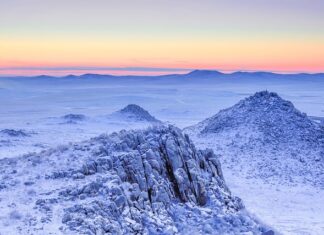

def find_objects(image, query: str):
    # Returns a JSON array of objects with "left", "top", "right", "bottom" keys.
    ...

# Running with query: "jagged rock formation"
[
  {"left": 185, "top": 91, "right": 324, "bottom": 186},
  {"left": 0, "top": 126, "right": 271, "bottom": 234},
  {"left": 116, "top": 104, "right": 161, "bottom": 123}
]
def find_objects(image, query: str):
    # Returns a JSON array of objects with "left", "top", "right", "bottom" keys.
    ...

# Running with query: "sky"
[{"left": 0, "top": 0, "right": 324, "bottom": 76}]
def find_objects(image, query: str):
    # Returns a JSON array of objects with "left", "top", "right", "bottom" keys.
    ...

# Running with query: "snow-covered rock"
[
  {"left": 185, "top": 91, "right": 324, "bottom": 186},
  {"left": 112, "top": 104, "right": 161, "bottom": 123},
  {"left": 0, "top": 129, "right": 31, "bottom": 137},
  {"left": 0, "top": 125, "right": 271, "bottom": 234},
  {"left": 61, "top": 114, "right": 87, "bottom": 124}
]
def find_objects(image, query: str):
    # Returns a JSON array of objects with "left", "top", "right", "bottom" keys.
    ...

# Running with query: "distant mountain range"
[{"left": 2, "top": 70, "right": 324, "bottom": 80}]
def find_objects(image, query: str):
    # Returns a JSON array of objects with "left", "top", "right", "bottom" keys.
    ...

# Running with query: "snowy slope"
[
  {"left": 0, "top": 126, "right": 272, "bottom": 234},
  {"left": 185, "top": 91, "right": 324, "bottom": 187}
]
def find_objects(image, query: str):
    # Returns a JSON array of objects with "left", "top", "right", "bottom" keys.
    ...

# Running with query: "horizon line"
[{"left": 0, "top": 66, "right": 324, "bottom": 77}]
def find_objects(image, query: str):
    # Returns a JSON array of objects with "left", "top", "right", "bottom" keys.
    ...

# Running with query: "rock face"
[
  {"left": 0, "top": 126, "right": 269, "bottom": 234},
  {"left": 185, "top": 91, "right": 324, "bottom": 186},
  {"left": 117, "top": 104, "right": 161, "bottom": 122}
]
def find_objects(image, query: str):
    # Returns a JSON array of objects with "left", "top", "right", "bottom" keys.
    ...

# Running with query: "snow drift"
[{"left": 0, "top": 125, "right": 271, "bottom": 234}]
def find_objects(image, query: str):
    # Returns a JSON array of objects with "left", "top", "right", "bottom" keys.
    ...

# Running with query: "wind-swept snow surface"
[{"left": 0, "top": 126, "right": 271, "bottom": 234}]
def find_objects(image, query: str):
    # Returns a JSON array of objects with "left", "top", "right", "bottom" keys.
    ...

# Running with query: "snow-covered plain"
[{"left": 0, "top": 71, "right": 324, "bottom": 234}]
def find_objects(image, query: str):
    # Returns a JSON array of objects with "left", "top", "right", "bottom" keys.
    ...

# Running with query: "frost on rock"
[
  {"left": 116, "top": 104, "right": 161, "bottom": 123},
  {"left": 185, "top": 91, "right": 324, "bottom": 186},
  {"left": 0, "top": 125, "right": 270, "bottom": 234}
]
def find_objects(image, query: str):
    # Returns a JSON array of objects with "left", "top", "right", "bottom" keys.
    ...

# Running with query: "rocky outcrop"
[
  {"left": 0, "top": 126, "right": 270, "bottom": 234},
  {"left": 117, "top": 104, "right": 161, "bottom": 122}
]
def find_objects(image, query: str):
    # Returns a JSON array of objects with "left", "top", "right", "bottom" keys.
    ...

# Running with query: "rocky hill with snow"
[
  {"left": 61, "top": 114, "right": 87, "bottom": 124},
  {"left": 185, "top": 91, "right": 324, "bottom": 186},
  {"left": 111, "top": 104, "right": 161, "bottom": 123},
  {"left": 0, "top": 125, "right": 272, "bottom": 234}
]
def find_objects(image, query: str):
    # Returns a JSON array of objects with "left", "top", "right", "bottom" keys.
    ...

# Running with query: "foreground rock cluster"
[{"left": 0, "top": 125, "right": 270, "bottom": 234}]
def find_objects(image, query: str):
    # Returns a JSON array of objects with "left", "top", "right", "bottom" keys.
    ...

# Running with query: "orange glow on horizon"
[{"left": 1, "top": 36, "right": 323, "bottom": 75}]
